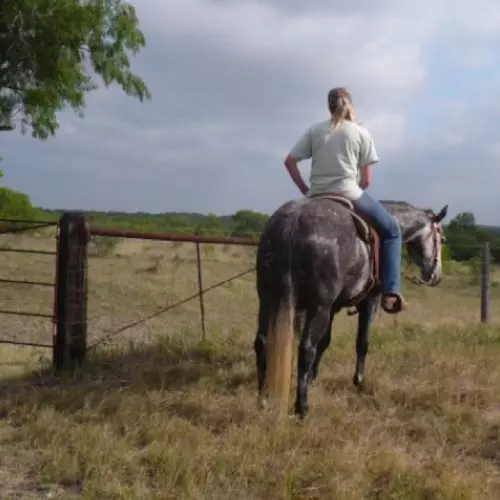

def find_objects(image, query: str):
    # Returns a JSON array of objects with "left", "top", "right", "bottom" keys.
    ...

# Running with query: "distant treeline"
[
  {"left": 0, "top": 185, "right": 499, "bottom": 263},
  {"left": 41, "top": 208, "right": 268, "bottom": 238}
]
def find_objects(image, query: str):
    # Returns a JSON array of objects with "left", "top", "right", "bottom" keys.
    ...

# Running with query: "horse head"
[{"left": 402, "top": 204, "right": 448, "bottom": 287}]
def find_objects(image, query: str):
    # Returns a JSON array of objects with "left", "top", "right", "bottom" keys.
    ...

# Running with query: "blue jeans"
[{"left": 351, "top": 192, "right": 402, "bottom": 295}]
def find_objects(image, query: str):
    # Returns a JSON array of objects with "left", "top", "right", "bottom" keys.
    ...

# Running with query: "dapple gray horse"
[{"left": 254, "top": 197, "right": 448, "bottom": 418}]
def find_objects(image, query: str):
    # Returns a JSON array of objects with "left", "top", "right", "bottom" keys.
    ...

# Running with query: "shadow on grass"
[
  {"left": 0, "top": 334, "right": 257, "bottom": 423},
  {"left": 3, "top": 323, "right": 500, "bottom": 430}
]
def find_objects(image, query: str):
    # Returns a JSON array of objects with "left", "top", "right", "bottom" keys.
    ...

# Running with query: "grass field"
[{"left": 1, "top": 231, "right": 500, "bottom": 499}]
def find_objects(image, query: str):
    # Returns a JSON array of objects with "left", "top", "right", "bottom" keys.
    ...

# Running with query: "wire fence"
[
  {"left": 84, "top": 226, "right": 500, "bottom": 350},
  {"left": 85, "top": 231, "right": 258, "bottom": 350},
  {"left": 0, "top": 214, "right": 499, "bottom": 371}
]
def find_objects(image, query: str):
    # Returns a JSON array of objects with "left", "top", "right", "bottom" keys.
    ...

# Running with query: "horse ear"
[{"left": 433, "top": 204, "right": 448, "bottom": 223}]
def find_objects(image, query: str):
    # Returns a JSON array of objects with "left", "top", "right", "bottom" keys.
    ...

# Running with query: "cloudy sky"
[{"left": 2, "top": 0, "right": 500, "bottom": 223}]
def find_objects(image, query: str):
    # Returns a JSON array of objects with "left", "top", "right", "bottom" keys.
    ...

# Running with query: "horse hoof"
[
  {"left": 294, "top": 404, "right": 308, "bottom": 420},
  {"left": 353, "top": 374, "right": 365, "bottom": 392},
  {"left": 257, "top": 396, "right": 268, "bottom": 410}
]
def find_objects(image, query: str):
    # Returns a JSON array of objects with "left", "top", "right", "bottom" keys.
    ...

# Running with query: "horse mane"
[
  {"left": 381, "top": 200, "right": 436, "bottom": 220},
  {"left": 380, "top": 200, "right": 414, "bottom": 208}
]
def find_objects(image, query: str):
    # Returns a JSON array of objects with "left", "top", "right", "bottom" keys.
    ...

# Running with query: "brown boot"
[{"left": 381, "top": 293, "right": 407, "bottom": 314}]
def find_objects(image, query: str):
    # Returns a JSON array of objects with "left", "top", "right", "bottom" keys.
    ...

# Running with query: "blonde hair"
[{"left": 328, "top": 87, "right": 356, "bottom": 130}]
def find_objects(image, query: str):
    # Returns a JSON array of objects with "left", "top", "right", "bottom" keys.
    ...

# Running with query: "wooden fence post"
[
  {"left": 481, "top": 241, "right": 490, "bottom": 324},
  {"left": 53, "top": 212, "right": 89, "bottom": 371}
]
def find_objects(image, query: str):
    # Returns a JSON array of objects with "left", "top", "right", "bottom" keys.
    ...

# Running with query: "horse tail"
[{"left": 265, "top": 275, "right": 295, "bottom": 415}]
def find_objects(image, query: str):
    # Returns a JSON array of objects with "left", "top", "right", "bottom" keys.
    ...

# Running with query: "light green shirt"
[{"left": 289, "top": 119, "right": 379, "bottom": 201}]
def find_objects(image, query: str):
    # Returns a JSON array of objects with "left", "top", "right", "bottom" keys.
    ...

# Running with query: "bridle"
[{"left": 405, "top": 221, "right": 444, "bottom": 286}]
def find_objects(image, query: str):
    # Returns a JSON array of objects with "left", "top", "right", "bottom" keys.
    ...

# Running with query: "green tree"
[
  {"left": 0, "top": 0, "right": 151, "bottom": 138},
  {"left": 232, "top": 209, "right": 269, "bottom": 237},
  {"left": 448, "top": 212, "right": 476, "bottom": 233},
  {"left": 0, "top": 186, "right": 36, "bottom": 219},
  {"left": 195, "top": 214, "right": 227, "bottom": 236},
  {"left": 445, "top": 212, "right": 481, "bottom": 262}
]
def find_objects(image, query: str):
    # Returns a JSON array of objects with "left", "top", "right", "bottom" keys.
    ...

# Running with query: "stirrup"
[{"left": 381, "top": 293, "right": 406, "bottom": 314}]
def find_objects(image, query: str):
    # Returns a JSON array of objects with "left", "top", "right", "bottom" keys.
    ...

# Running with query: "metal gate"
[{"left": 0, "top": 218, "right": 59, "bottom": 350}]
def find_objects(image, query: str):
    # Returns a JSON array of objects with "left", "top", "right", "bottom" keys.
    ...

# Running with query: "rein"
[{"left": 404, "top": 222, "right": 442, "bottom": 286}]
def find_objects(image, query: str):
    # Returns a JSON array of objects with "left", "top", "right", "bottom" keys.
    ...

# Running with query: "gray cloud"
[{"left": 2, "top": 0, "right": 500, "bottom": 223}]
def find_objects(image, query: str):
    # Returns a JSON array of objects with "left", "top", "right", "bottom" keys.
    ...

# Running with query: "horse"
[{"left": 253, "top": 195, "right": 448, "bottom": 418}]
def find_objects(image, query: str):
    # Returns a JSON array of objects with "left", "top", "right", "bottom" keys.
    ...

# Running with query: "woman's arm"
[
  {"left": 285, "top": 128, "right": 312, "bottom": 195},
  {"left": 359, "top": 164, "right": 373, "bottom": 190},
  {"left": 284, "top": 154, "right": 309, "bottom": 195},
  {"left": 358, "top": 128, "right": 379, "bottom": 190}
]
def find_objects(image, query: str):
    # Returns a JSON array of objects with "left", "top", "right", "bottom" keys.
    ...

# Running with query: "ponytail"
[{"left": 327, "top": 87, "right": 356, "bottom": 129}]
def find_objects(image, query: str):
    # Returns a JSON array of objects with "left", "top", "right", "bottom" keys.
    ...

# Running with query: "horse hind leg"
[
  {"left": 295, "top": 302, "right": 333, "bottom": 418},
  {"left": 253, "top": 298, "right": 272, "bottom": 409},
  {"left": 309, "top": 308, "right": 335, "bottom": 383}
]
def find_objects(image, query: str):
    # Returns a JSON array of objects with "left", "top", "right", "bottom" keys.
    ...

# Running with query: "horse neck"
[{"left": 379, "top": 201, "right": 428, "bottom": 243}]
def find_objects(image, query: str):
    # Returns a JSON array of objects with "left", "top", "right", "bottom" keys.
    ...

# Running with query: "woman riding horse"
[{"left": 283, "top": 87, "right": 406, "bottom": 314}]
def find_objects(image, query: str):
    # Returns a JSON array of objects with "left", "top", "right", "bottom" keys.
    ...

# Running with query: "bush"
[{"left": 0, "top": 187, "right": 36, "bottom": 220}]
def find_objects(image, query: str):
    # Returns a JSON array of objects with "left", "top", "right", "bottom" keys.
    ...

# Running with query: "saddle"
[{"left": 309, "top": 193, "right": 380, "bottom": 309}]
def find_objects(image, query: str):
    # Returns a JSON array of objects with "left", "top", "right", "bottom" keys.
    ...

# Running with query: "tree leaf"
[{"left": 0, "top": 0, "right": 151, "bottom": 139}]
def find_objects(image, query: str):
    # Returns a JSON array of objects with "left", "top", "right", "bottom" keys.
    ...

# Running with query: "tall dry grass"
[{"left": 0, "top": 236, "right": 499, "bottom": 498}]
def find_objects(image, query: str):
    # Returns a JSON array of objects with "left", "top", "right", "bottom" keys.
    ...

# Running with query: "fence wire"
[
  {"left": 0, "top": 221, "right": 57, "bottom": 349},
  {"left": 1, "top": 218, "right": 500, "bottom": 370},
  {"left": 88, "top": 266, "right": 255, "bottom": 349},
  {"left": 83, "top": 233, "right": 500, "bottom": 352}
]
